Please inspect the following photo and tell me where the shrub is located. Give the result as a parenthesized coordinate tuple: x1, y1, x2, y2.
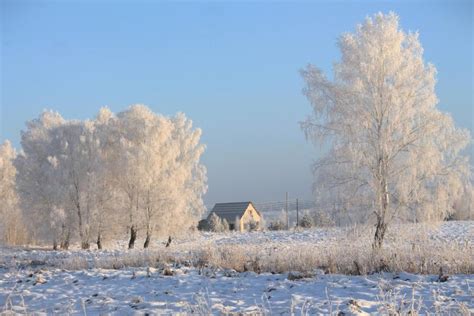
(313, 211, 334, 227)
(299, 214, 314, 228)
(208, 213, 221, 232)
(246, 219, 259, 232)
(268, 220, 285, 231)
(208, 213, 229, 233)
(197, 219, 209, 231)
(221, 219, 230, 232)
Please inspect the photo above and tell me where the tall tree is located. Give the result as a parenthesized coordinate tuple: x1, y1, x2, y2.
(146, 112, 207, 243)
(48, 120, 103, 249)
(110, 105, 159, 249)
(111, 106, 207, 248)
(301, 12, 471, 248)
(15, 111, 70, 248)
(91, 107, 118, 249)
(0, 140, 27, 244)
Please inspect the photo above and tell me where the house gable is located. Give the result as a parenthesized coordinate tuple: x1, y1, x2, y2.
(239, 203, 262, 231)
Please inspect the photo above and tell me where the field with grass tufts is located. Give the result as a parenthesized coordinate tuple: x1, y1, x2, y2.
(1, 221, 473, 315)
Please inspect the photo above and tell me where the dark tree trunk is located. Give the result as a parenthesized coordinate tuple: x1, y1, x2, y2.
(128, 225, 137, 249)
(53, 239, 58, 250)
(81, 241, 90, 250)
(61, 229, 70, 250)
(143, 231, 151, 249)
(97, 232, 102, 250)
(373, 219, 387, 250)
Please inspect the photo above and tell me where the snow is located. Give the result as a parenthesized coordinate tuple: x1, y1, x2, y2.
(1, 221, 473, 314)
(2, 268, 472, 314)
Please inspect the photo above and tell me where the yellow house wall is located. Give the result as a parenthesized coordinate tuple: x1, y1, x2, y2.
(239, 204, 262, 231)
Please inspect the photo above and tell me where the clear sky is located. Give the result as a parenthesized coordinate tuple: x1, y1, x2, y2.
(1, 0, 472, 206)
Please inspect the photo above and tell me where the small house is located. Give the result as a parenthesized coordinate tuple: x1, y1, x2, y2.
(207, 201, 262, 232)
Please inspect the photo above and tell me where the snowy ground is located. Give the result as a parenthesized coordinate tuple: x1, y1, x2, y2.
(2, 268, 473, 315)
(1, 221, 473, 315)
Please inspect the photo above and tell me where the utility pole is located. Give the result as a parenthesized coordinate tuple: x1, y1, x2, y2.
(296, 198, 299, 228)
(286, 192, 289, 230)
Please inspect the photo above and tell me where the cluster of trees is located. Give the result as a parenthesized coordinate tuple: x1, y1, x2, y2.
(1, 105, 207, 249)
(301, 12, 472, 248)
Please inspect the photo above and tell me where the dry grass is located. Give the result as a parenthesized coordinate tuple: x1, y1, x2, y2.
(47, 222, 473, 275)
(188, 239, 472, 275)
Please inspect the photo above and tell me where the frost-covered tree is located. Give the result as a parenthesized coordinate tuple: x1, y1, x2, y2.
(17, 110, 119, 249)
(301, 12, 471, 249)
(221, 219, 230, 232)
(109, 105, 157, 248)
(91, 107, 118, 249)
(0, 142, 17, 208)
(154, 113, 207, 238)
(268, 209, 288, 231)
(312, 210, 334, 227)
(109, 106, 206, 248)
(208, 212, 226, 232)
(0, 141, 17, 237)
(452, 182, 474, 220)
(15, 105, 206, 249)
(15, 111, 70, 248)
(47, 119, 106, 249)
(0, 141, 27, 244)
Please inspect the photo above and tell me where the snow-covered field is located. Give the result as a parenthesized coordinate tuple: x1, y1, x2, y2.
(2, 268, 473, 315)
(1, 221, 473, 315)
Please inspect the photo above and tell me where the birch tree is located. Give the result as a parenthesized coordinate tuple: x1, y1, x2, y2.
(151, 113, 207, 239)
(111, 105, 158, 249)
(91, 107, 118, 249)
(0, 140, 27, 244)
(112, 106, 207, 248)
(15, 111, 71, 248)
(301, 12, 471, 249)
(0, 141, 17, 239)
(49, 120, 103, 249)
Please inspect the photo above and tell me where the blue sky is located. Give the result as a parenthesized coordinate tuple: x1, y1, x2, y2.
(1, 0, 472, 206)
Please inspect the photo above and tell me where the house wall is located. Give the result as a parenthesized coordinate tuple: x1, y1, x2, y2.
(239, 204, 262, 231)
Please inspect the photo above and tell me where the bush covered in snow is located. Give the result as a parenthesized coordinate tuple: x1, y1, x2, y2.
(268, 220, 286, 231)
(299, 213, 314, 228)
(207, 213, 229, 233)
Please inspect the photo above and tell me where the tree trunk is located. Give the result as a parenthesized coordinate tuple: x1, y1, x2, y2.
(53, 239, 58, 250)
(77, 210, 88, 249)
(373, 219, 387, 250)
(128, 225, 137, 249)
(61, 233, 70, 250)
(60, 226, 70, 250)
(373, 155, 390, 250)
(143, 230, 151, 249)
(97, 232, 102, 250)
(373, 182, 389, 249)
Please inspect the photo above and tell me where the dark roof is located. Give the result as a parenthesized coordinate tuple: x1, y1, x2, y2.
(207, 202, 257, 223)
